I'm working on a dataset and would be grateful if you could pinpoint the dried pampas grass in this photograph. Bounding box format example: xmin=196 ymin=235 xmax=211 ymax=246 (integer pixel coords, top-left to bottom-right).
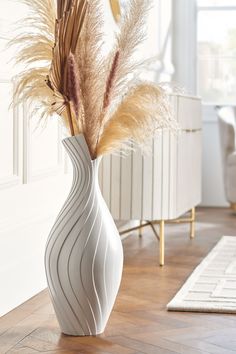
xmin=97 ymin=83 xmax=175 ymax=156
xmin=77 ymin=0 xmax=109 ymax=157
xmin=12 ymin=0 xmax=176 ymax=159
xmin=11 ymin=0 xmax=56 ymax=118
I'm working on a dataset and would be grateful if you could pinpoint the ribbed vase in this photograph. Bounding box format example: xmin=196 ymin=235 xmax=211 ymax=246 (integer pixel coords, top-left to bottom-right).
xmin=45 ymin=134 xmax=124 ymax=336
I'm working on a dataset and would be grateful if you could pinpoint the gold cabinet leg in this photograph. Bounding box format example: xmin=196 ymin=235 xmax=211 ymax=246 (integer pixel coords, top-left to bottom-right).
xmin=231 ymin=203 xmax=236 ymax=212
xmin=139 ymin=220 xmax=142 ymax=237
xmin=159 ymin=220 xmax=165 ymax=266
xmin=190 ymin=207 xmax=195 ymax=239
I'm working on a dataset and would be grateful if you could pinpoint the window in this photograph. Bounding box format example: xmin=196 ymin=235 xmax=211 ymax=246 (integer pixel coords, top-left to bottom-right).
xmin=197 ymin=0 xmax=236 ymax=104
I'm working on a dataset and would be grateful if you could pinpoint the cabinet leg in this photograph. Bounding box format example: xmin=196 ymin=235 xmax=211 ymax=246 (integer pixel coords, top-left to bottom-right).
xmin=159 ymin=220 xmax=165 ymax=266
xmin=231 ymin=203 xmax=236 ymax=212
xmin=190 ymin=207 xmax=195 ymax=239
xmin=139 ymin=220 xmax=142 ymax=237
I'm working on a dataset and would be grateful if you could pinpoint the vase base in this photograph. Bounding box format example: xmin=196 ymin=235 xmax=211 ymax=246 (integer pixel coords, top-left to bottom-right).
xmin=61 ymin=329 xmax=104 ymax=337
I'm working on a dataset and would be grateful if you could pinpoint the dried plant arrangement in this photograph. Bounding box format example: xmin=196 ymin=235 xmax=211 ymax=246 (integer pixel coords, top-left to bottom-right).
xmin=12 ymin=0 xmax=176 ymax=159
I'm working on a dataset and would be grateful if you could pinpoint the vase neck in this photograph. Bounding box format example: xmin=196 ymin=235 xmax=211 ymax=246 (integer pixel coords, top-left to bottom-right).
xmin=62 ymin=134 xmax=101 ymax=177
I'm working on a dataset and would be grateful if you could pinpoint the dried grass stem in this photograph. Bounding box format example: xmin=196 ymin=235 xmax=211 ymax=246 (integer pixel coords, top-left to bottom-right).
xmin=103 ymin=50 xmax=120 ymax=110
xmin=67 ymin=52 xmax=80 ymax=119
xmin=66 ymin=102 xmax=75 ymax=136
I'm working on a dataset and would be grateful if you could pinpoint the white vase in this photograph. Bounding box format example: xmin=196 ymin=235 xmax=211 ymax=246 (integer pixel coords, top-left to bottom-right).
xmin=45 ymin=134 xmax=124 ymax=336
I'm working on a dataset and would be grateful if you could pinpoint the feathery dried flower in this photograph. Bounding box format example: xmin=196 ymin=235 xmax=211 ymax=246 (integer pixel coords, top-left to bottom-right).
xmin=97 ymin=83 xmax=176 ymax=156
xmin=12 ymin=0 xmax=176 ymax=159
xmin=103 ymin=51 xmax=120 ymax=110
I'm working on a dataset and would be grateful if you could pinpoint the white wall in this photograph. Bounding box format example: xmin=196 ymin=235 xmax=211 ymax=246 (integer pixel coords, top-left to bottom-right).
xmin=172 ymin=0 xmax=197 ymax=94
xmin=202 ymin=106 xmax=228 ymax=206
xmin=0 ymin=0 xmax=72 ymax=317
xmin=0 ymin=176 xmax=71 ymax=316
xmin=172 ymin=0 xmax=228 ymax=207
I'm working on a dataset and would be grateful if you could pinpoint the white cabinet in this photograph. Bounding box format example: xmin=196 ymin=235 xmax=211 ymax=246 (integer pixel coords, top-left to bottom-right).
xmin=99 ymin=94 xmax=202 ymax=221
xmin=99 ymin=93 xmax=202 ymax=266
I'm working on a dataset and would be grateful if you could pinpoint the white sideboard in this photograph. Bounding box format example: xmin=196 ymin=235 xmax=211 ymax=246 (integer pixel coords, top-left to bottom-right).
xmin=99 ymin=93 xmax=202 ymax=264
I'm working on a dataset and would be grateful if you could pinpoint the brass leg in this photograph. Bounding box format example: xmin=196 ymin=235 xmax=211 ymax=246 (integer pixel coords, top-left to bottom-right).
xmin=149 ymin=222 xmax=160 ymax=241
xmin=159 ymin=220 xmax=165 ymax=266
xmin=139 ymin=220 xmax=142 ymax=237
xmin=231 ymin=203 xmax=236 ymax=212
xmin=190 ymin=207 xmax=195 ymax=239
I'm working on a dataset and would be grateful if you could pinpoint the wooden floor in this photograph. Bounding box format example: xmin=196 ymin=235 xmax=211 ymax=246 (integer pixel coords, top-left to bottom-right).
xmin=1 ymin=207 xmax=236 ymax=354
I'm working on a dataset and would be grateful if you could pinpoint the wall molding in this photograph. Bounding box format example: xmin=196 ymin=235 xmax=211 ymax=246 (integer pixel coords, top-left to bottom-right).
xmin=22 ymin=103 xmax=64 ymax=183
xmin=0 ymin=80 xmax=22 ymax=189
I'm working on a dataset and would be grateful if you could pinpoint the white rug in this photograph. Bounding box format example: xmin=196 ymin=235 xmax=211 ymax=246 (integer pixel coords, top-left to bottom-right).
xmin=167 ymin=236 xmax=236 ymax=314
